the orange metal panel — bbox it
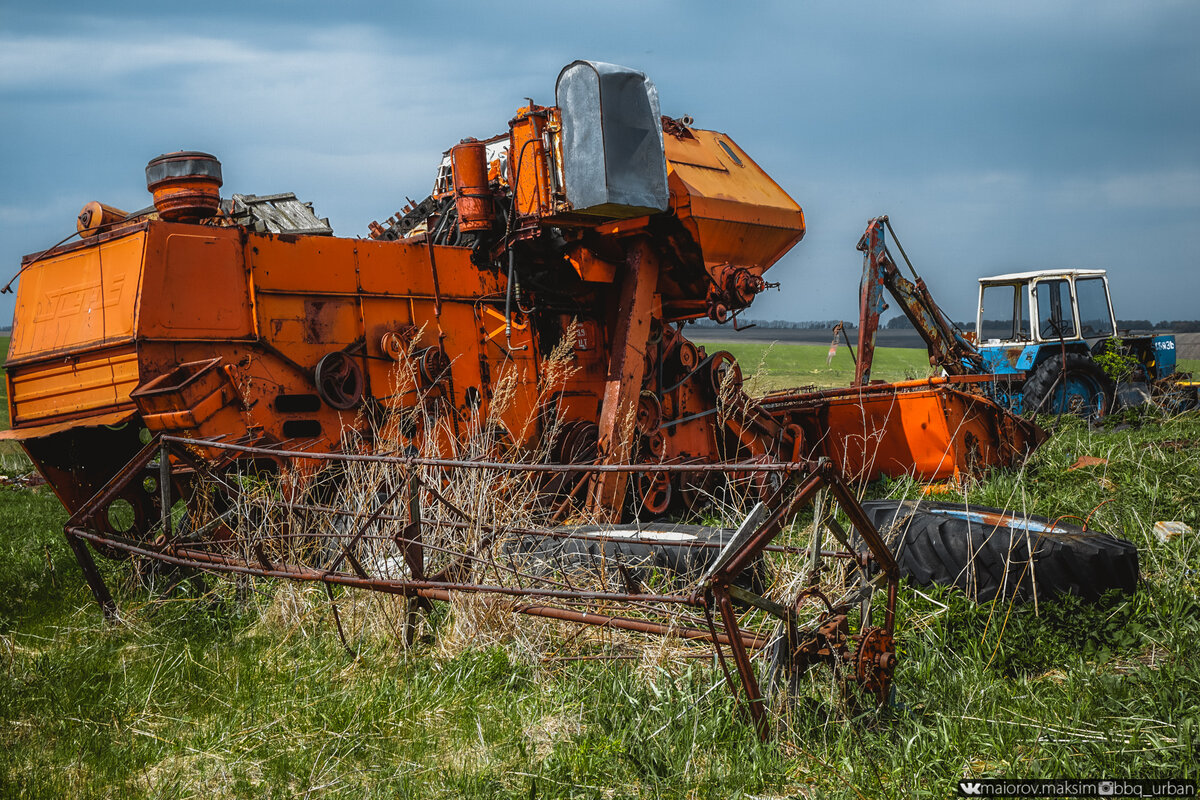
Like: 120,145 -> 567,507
249,232 -> 361,294
777,383 -> 1044,484
664,129 -> 804,271
7,232 -> 144,362
0,408 -> 136,441
820,390 -> 957,482
132,358 -> 241,433
137,226 -> 253,338
356,239 -> 499,299
8,346 -> 140,424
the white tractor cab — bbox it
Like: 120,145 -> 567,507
976,269 -> 1117,347
974,269 -> 1179,415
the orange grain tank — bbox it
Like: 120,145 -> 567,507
2,60 -> 1040,538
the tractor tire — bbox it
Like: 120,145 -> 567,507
503,522 -> 768,595
1022,353 -> 1114,417
861,500 -> 1138,603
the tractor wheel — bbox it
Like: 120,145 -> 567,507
1022,353 -> 1114,417
861,500 -> 1138,603
503,523 -> 768,595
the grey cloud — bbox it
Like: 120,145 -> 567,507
1,1 -> 1197,325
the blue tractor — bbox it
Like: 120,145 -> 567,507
973,269 -> 1178,415
855,216 -> 1190,416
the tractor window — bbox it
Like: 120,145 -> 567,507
1075,277 -> 1114,338
979,284 -> 1025,340
1035,279 -> 1076,340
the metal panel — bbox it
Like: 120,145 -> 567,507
0,408 -> 136,441
138,230 -> 253,337
8,346 -> 140,424
663,129 -> 805,270
7,232 -> 145,362
556,61 -> 668,217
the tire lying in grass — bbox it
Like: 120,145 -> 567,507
503,523 -> 768,594
861,500 -> 1138,603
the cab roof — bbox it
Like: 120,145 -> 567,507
978,268 -> 1107,284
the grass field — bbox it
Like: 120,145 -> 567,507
702,337 -> 1200,395
707,340 -> 932,393
1,339 -> 1199,797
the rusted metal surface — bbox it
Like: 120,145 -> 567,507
592,237 -> 660,518
762,381 -> 1046,483
450,139 -> 494,232
227,193 -> 333,235
145,151 -> 223,221
76,201 -> 127,238
855,220 -> 888,385
854,216 -> 985,385
0,408 -> 136,441
63,435 -> 899,739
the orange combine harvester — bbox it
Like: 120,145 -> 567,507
3,61 -> 1039,532
0,61 -> 1053,736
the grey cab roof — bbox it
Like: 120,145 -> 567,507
978,268 -> 1108,285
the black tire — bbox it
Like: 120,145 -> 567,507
861,500 -> 1138,603
503,523 -> 768,594
1023,353 -> 1114,417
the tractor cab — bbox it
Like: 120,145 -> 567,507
972,269 -> 1121,414
976,269 -> 1116,350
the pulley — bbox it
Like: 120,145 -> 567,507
314,351 -> 364,410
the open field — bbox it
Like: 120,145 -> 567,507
696,336 -> 1200,394
1,339 -> 1199,797
705,340 -> 932,392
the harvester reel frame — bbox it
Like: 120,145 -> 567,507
61,435 -> 900,741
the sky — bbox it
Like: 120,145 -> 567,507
2,1 -> 1198,325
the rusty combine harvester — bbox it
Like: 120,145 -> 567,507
2,62 -> 1043,735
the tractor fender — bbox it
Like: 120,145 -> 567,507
1022,342 -> 1092,372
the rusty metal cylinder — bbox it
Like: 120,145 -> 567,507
145,151 -> 223,221
76,202 -> 127,238
450,139 -> 493,232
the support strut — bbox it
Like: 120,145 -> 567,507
591,237 -> 660,519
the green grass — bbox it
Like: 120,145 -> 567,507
0,336 -> 30,468
706,340 -> 932,393
706,340 -> 1200,396
1,340 -> 1199,797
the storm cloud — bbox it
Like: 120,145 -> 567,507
2,1 -> 1197,323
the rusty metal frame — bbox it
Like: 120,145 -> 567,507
63,434 -> 900,739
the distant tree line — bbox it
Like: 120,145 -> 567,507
967,318 -> 1200,333
690,318 -> 857,330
